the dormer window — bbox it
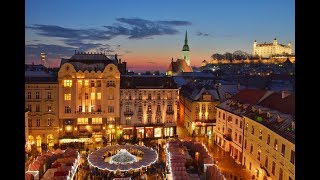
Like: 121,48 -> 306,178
267,112 -> 271,118
277,115 -> 283,123
251,107 -> 256,112
291,121 -> 295,130
258,109 -> 262,114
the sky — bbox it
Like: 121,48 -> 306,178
25,0 -> 295,72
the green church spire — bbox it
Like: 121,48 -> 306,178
182,30 -> 190,51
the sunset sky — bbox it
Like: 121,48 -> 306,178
25,0 -> 294,72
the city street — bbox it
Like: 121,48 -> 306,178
176,124 -> 252,180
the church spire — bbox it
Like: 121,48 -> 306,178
185,30 -> 188,46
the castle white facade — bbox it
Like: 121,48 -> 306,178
253,38 -> 292,58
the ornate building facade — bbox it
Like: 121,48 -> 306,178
120,76 -> 179,140
25,64 -> 59,150
57,52 -> 120,145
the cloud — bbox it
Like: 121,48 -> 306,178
25,17 -> 191,66
196,31 -> 210,37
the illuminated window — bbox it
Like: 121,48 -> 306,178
36,104 -> 40,112
259,129 -> 262,140
36,92 -> 40,99
201,104 -> 205,111
64,93 -> 71,100
27,92 -> 31,99
274,139 -> 278,150
84,80 -> 89,87
64,80 -> 72,87
245,123 -> 248,131
47,105 -> 52,112
97,92 -> 101,100
65,106 -> 71,113
36,119 -> 40,127
78,80 -> 83,87
47,118 -> 52,126
92,118 -> 102,124
208,104 -> 212,111
108,106 -> 114,113
91,93 -> 95,100
196,105 -> 199,112
126,117 -> 131,125
77,118 -> 88,124
47,92 -> 51,99
147,105 -> 152,112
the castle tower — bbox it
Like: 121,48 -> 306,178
253,40 -> 257,56
182,31 -> 190,66
40,52 -> 47,67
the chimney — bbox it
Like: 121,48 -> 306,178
281,91 -> 290,98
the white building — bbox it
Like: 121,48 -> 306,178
253,38 -> 292,58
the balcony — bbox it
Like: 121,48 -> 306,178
223,134 -> 232,141
124,111 -> 134,116
166,110 -> 174,115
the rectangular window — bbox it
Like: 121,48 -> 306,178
279,168 -> 283,180
267,134 -> 270,145
259,129 -> 263,140
47,92 -> 52,99
92,118 -> 102,124
36,119 -> 40,127
138,94 -> 142,100
167,105 -> 173,111
223,113 -> 225,120
235,119 -> 238,125
27,104 -> 32,112
249,162 -> 252,170
274,139 -> 278,150
36,104 -> 40,112
35,92 -> 40,99
85,93 -> 89,99
108,106 -> 114,113
290,150 -> 295,165
157,94 -> 160,100
78,106 -> 82,112
28,119 -> 32,127
97,80 -> 101,87
91,80 -> 95,87
97,105 -> 101,112
148,94 -> 152,100
97,92 -> 101,100
84,80 -> 89,87
64,93 -> 71,100
78,80 -> 83,87
65,106 -> 71,113
281,144 -> 286,157
265,156 -> 268,168
91,93 -> 95,100
218,111 -> 221,118
257,150 -> 261,161
147,116 -> 152,123
77,118 -> 88,124
251,125 -> 255,135
271,161 -> 276,175
27,92 -> 31,99
235,132 -> 237,142
246,123 -> 248,131
64,80 -> 72,87
240,121 -> 243,129
250,144 -> 253,154
239,135 -> 242,144
47,118 -> 52,126
47,105 -> 52,112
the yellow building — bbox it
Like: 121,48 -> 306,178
253,38 -> 292,58
215,89 -> 271,164
242,92 -> 295,180
25,64 -> 59,150
179,83 -> 220,137
58,52 -> 120,146
120,76 -> 179,140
